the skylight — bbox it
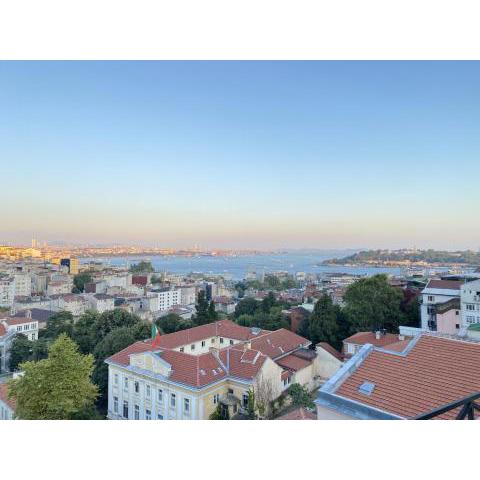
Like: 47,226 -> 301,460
358,381 -> 376,396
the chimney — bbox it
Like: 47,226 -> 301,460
375,331 -> 381,340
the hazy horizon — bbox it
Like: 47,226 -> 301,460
1,61 -> 479,250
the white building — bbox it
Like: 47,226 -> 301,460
0,276 -> 15,307
87,293 -> 115,314
1,315 -> 39,342
13,273 -> 32,297
149,287 -> 182,312
177,285 -> 196,305
420,279 -> 463,331
0,384 -> 15,420
52,294 -> 88,317
47,280 -> 73,296
460,279 -> 480,330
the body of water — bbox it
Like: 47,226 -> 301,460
80,251 -> 406,280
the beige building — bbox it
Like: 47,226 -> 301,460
106,320 -> 341,420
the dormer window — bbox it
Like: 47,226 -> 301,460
191,344 -> 195,350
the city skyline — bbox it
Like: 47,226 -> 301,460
1,61 -> 480,250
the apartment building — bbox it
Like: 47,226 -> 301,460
105,319 -> 339,420
13,273 -> 31,297
460,279 -> 480,329
47,280 -> 73,296
148,287 -> 182,312
0,276 -> 15,307
51,294 -> 88,317
87,293 -> 115,313
420,279 -> 463,331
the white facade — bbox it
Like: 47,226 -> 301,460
460,279 -> 480,329
149,288 -> 182,312
0,277 -> 15,307
14,273 -> 32,297
178,285 -> 196,305
87,294 -> 115,314
420,286 -> 460,331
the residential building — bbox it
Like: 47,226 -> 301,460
0,324 -> 16,372
342,331 -> 412,359
213,296 -> 236,315
277,407 -> 316,420
87,293 -> 115,313
0,384 -> 15,420
177,285 -> 196,305
316,333 -> 480,419
47,280 -> 73,296
51,294 -> 88,317
15,308 -> 55,329
149,287 -> 182,312
1,315 -> 39,341
420,279 -> 463,331
460,279 -> 480,330
13,273 -> 31,297
105,319 -> 339,420
0,276 -> 15,307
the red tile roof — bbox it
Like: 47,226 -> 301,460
277,407 -> 316,420
276,353 -> 312,372
249,329 -> 309,359
0,324 -> 7,336
343,332 -> 411,349
0,383 -> 16,410
336,335 -> 480,419
425,279 -> 463,291
4,317 -> 37,326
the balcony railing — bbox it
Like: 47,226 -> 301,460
414,392 -> 480,420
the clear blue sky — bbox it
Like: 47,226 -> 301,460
1,61 -> 479,250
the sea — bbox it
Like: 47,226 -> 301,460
79,250 -> 409,281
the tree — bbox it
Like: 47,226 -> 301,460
307,294 -> 340,347
93,309 -> 142,342
156,313 -> 191,334
31,337 -> 50,361
193,290 -> 210,326
254,372 -> 276,419
287,383 -> 314,409
73,272 -> 93,293
236,313 -> 254,327
9,334 -> 32,371
71,310 -> 100,354
208,300 -> 218,322
41,311 -> 74,340
261,291 -> 277,313
8,334 -> 98,420
343,274 -> 406,334
401,291 -> 421,328
234,297 -> 259,318
246,389 -> 256,419
129,261 -> 154,274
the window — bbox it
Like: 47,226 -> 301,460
211,338 -> 215,344
191,344 -> 195,350
113,396 -> 118,413
134,381 -> 139,394
180,347 -> 184,352
158,389 -> 163,403
157,413 -> 164,420
228,388 -> 234,394
134,404 -> 140,420
229,339 -> 234,345
201,340 -> 205,347
456,324 -> 460,329
242,393 -> 249,408
30,323 -> 35,330
146,384 -> 151,398
123,401 -> 129,418
213,394 -> 219,404
16,326 -> 22,332
184,398 -> 190,413
124,377 -> 129,390
145,409 -> 151,420
466,304 -> 475,311
466,315 -> 476,324
220,337 -> 224,344
23,324 -> 29,331
171,393 -> 176,408
114,374 -> 118,386
427,295 -> 434,302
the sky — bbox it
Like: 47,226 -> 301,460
0,61 -> 479,250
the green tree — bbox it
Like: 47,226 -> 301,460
343,274 -> 406,334
9,334 -> 32,371
73,272 -> 93,293
208,300 -> 218,321
234,297 -> 259,318
8,334 -> 98,420
236,313 -> 254,327
401,294 -> 421,328
71,310 -> 100,354
94,309 -> 142,342
193,290 -> 210,325
261,291 -> 277,313
156,313 -> 191,334
307,294 -> 340,347
129,261 -> 154,274
287,383 -> 314,409
41,311 -> 74,340
31,337 -> 50,361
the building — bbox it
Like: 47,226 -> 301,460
105,319 -> 338,420
1,315 -> 39,341
15,308 -> 56,329
315,333 -> 480,419
460,279 -> 480,330
149,287 -> 182,312
47,280 -> 73,296
277,407 -> 316,420
420,279 -> 463,331
51,294 -> 88,317
0,276 -> 15,307
13,273 -> 31,297
177,285 -> 196,305
0,384 -> 15,420
213,296 -> 236,315
342,331 -> 412,359
0,323 -> 15,372
87,293 -> 115,313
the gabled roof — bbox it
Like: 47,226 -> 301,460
277,407 -> 316,420
325,334 -> 480,419
249,329 -> 309,359
424,279 -> 463,291
343,331 -> 410,349
317,342 -> 344,361
276,353 -> 312,372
